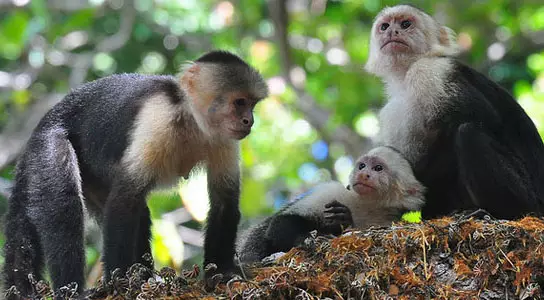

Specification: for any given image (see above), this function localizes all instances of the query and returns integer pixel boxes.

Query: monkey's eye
[358,163,366,170]
[400,20,412,29]
[380,23,389,31]
[234,98,246,107]
[373,165,384,172]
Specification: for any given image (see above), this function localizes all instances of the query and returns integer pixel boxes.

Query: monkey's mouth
[229,128,251,139]
[352,182,376,195]
[381,39,409,49]
[353,182,375,189]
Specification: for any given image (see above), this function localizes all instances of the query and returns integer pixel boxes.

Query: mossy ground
[7,212,543,299]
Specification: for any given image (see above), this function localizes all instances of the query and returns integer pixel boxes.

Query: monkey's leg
[204,180,241,277]
[3,191,44,299]
[102,184,147,281]
[133,203,152,268]
[23,130,86,294]
[455,122,536,219]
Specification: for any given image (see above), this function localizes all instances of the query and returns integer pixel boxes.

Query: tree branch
[267,0,371,159]
[0,2,137,170]
[0,93,64,170]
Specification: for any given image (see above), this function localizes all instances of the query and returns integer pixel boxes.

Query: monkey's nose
[359,173,370,180]
[242,117,254,127]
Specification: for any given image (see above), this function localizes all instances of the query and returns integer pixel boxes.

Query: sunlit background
[0,0,542,286]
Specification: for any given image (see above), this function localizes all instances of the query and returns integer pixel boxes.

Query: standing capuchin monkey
[365,5,544,220]
[2,50,268,298]
[236,146,425,263]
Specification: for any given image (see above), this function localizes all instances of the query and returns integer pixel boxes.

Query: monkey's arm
[204,145,242,277]
[455,122,538,219]
[264,200,353,253]
[265,214,318,253]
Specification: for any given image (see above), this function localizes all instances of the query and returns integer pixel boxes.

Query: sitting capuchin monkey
[365,5,544,220]
[2,50,268,298]
[236,146,425,263]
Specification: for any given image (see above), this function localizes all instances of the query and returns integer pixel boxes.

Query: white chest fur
[122,94,214,185]
[377,96,427,163]
[374,57,455,164]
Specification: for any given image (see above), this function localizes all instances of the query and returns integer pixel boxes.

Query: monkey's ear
[407,183,426,196]
[434,26,461,57]
[346,185,351,190]
[438,26,454,46]
[180,64,201,93]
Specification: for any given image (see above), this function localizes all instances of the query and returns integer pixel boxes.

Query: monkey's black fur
[415,62,544,220]
[2,51,258,298]
[2,75,177,298]
[237,197,352,263]
[196,50,250,66]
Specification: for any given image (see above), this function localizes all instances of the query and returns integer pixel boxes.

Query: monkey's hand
[322,200,354,235]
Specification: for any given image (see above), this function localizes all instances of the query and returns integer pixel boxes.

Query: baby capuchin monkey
[2,50,268,298]
[236,146,425,263]
[366,5,544,220]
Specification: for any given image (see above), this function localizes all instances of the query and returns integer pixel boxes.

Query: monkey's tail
[2,189,43,299]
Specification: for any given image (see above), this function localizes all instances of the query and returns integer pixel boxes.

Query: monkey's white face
[373,13,429,57]
[364,6,447,76]
[349,156,392,197]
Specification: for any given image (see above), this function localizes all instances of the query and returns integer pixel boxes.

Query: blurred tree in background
[0,0,542,285]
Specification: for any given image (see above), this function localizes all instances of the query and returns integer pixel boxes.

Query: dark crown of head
[196,50,249,66]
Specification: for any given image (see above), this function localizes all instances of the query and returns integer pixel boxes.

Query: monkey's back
[28,74,182,183]
[417,60,544,218]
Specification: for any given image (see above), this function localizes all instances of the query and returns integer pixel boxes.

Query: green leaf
[60,9,95,35]
[147,188,182,219]
[401,211,422,223]
[240,178,268,217]
[0,11,31,59]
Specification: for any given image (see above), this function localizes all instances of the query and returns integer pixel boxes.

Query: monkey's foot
[203,263,245,291]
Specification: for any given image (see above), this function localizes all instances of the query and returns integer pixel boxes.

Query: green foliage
[0,11,30,60]
[147,190,183,220]
[401,211,422,223]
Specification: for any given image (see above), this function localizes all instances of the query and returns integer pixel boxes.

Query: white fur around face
[365,5,460,79]
[361,146,425,210]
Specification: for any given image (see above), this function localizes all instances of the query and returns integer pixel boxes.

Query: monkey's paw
[203,263,244,291]
[323,200,354,233]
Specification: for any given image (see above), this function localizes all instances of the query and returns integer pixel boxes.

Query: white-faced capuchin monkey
[236,146,425,263]
[2,50,268,298]
[365,5,544,220]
